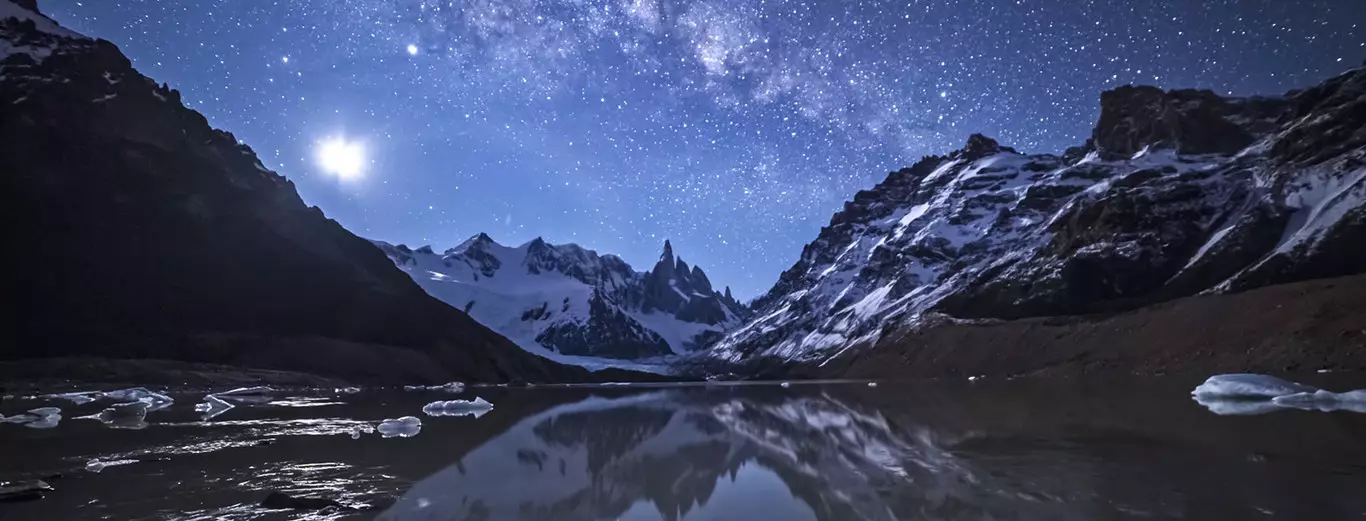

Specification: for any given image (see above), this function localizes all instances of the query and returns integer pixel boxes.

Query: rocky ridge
[706,65,1366,369]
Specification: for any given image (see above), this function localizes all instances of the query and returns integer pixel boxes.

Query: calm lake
[3,377,1366,520]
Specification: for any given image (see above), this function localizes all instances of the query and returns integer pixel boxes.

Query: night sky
[45,0,1364,298]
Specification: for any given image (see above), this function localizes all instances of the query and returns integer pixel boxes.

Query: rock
[259,491,345,510]
[0,480,51,502]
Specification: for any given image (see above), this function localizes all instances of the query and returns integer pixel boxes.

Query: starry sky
[45,0,1364,298]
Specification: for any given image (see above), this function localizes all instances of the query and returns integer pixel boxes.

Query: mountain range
[373,236,747,363]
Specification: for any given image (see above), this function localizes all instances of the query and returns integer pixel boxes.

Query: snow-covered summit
[374,236,749,362]
[707,66,1366,367]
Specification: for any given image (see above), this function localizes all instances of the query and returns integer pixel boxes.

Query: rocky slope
[0,1,625,383]
[707,65,1366,371]
[374,237,748,362]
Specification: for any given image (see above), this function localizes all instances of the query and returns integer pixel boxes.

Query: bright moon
[406,44,418,55]
[316,137,365,180]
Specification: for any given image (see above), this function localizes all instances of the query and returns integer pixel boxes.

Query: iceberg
[779,382,791,388]
[422,397,494,418]
[377,416,422,438]
[334,387,362,394]
[1191,374,1319,399]
[194,395,236,421]
[1192,374,1366,415]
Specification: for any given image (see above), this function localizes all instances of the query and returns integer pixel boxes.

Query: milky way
[46,0,1364,297]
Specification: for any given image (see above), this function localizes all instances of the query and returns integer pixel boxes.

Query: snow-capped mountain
[708,65,1366,367]
[374,236,748,361]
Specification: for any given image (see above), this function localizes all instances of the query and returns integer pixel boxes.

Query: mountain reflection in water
[3,379,1366,520]
[378,381,1366,521]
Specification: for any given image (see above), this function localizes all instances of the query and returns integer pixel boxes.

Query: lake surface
[3,376,1366,520]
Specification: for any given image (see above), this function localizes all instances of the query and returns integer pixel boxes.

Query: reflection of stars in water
[45,0,1366,298]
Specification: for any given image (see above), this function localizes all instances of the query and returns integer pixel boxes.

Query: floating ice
[1271,390,1366,413]
[98,387,175,411]
[779,382,791,388]
[867,382,878,387]
[377,416,422,438]
[349,424,376,439]
[1191,374,1319,399]
[1193,395,1284,416]
[213,386,274,396]
[209,386,274,404]
[422,397,494,418]
[194,395,236,421]
[1,407,62,428]
[1192,374,1366,415]
[27,407,61,417]
[85,459,136,473]
[334,387,362,394]
[402,382,465,393]
[47,391,101,405]
[79,400,151,429]
[968,375,984,382]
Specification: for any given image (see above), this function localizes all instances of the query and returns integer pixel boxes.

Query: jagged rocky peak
[958,133,1016,159]
[1091,84,1288,159]
[372,234,750,359]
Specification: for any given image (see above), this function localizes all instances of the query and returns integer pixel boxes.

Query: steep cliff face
[707,66,1366,367]
[0,1,602,383]
[375,237,748,361]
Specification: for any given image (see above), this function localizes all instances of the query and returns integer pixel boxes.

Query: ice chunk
[99,387,175,411]
[47,391,101,405]
[867,382,878,387]
[779,382,791,388]
[194,395,235,421]
[334,387,362,394]
[23,407,61,429]
[1272,390,1366,413]
[1191,374,1319,399]
[422,397,494,418]
[79,400,150,429]
[402,382,466,393]
[1193,395,1284,416]
[27,407,61,417]
[968,375,984,382]
[84,459,136,473]
[210,386,274,404]
[349,424,376,439]
[376,416,422,438]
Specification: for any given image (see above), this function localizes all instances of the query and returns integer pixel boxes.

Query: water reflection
[378,390,1060,521]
